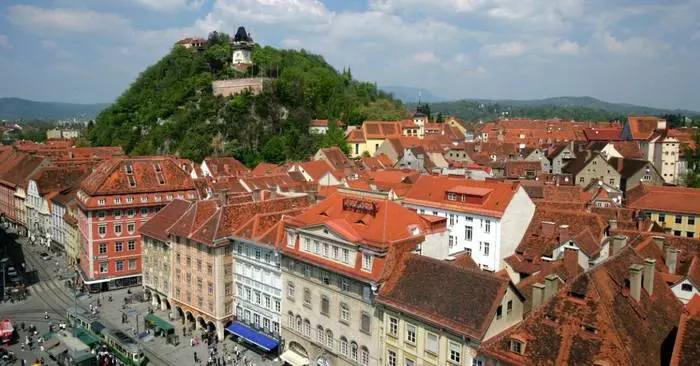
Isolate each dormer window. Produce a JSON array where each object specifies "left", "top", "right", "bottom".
[
  {"left": 97, "top": 199, "right": 106, "bottom": 206},
  {"left": 447, "top": 192, "right": 457, "bottom": 201},
  {"left": 114, "top": 197, "right": 121, "bottom": 204},
  {"left": 154, "top": 163, "right": 162, "bottom": 172},
  {"left": 128, "top": 175, "right": 136, "bottom": 187},
  {"left": 126, "top": 196, "right": 133, "bottom": 204},
  {"left": 140, "top": 196, "right": 147, "bottom": 203},
  {"left": 509, "top": 339, "right": 524, "bottom": 354},
  {"left": 125, "top": 163, "right": 134, "bottom": 174},
  {"left": 362, "top": 253, "right": 373, "bottom": 272},
  {"left": 156, "top": 173, "right": 166, "bottom": 185}
]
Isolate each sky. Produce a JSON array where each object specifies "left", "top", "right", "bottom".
[{"left": 0, "top": 0, "right": 699, "bottom": 110}]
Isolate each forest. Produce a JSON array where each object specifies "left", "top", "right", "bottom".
[{"left": 88, "top": 31, "right": 407, "bottom": 165}]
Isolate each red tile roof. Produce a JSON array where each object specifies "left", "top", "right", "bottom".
[
  {"left": 362, "top": 121, "right": 402, "bottom": 140},
  {"left": 346, "top": 129, "right": 365, "bottom": 143},
  {"left": 0, "top": 152, "right": 50, "bottom": 188},
  {"left": 671, "top": 295, "right": 700, "bottom": 366},
  {"left": 251, "top": 162, "right": 284, "bottom": 176},
  {"left": 140, "top": 199, "right": 192, "bottom": 242},
  {"left": 30, "top": 166, "right": 89, "bottom": 195},
  {"left": 378, "top": 254, "right": 513, "bottom": 340},
  {"left": 404, "top": 175, "right": 521, "bottom": 218},
  {"left": 583, "top": 127, "right": 622, "bottom": 141},
  {"left": 627, "top": 184, "right": 700, "bottom": 215},
  {"left": 203, "top": 156, "right": 249, "bottom": 177},
  {"left": 611, "top": 141, "right": 643, "bottom": 159},
  {"left": 626, "top": 116, "right": 661, "bottom": 140},
  {"left": 483, "top": 246, "right": 683, "bottom": 366},
  {"left": 504, "top": 161, "right": 542, "bottom": 179},
  {"left": 317, "top": 146, "right": 353, "bottom": 170}
]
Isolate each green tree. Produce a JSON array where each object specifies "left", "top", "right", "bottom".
[{"left": 320, "top": 120, "right": 349, "bottom": 154}]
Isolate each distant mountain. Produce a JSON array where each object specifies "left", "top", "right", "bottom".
[
  {"left": 0, "top": 97, "right": 109, "bottom": 121},
  {"left": 380, "top": 86, "right": 445, "bottom": 103},
  {"left": 462, "top": 96, "right": 699, "bottom": 116}
]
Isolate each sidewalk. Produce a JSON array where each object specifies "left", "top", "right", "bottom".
[{"left": 80, "top": 288, "right": 281, "bottom": 366}]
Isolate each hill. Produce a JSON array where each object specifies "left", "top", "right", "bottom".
[
  {"left": 0, "top": 97, "right": 108, "bottom": 121},
  {"left": 380, "top": 86, "right": 445, "bottom": 103},
  {"left": 89, "top": 31, "right": 407, "bottom": 164},
  {"left": 425, "top": 96, "right": 699, "bottom": 123}
]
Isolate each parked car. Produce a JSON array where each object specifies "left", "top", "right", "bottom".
[{"left": 39, "top": 252, "right": 51, "bottom": 261}]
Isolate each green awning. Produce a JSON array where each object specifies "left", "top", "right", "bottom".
[
  {"left": 145, "top": 313, "right": 174, "bottom": 332},
  {"left": 76, "top": 330, "right": 99, "bottom": 347}
]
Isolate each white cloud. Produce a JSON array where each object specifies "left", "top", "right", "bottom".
[
  {"left": 7, "top": 5, "right": 130, "bottom": 34},
  {"left": 0, "top": 35, "right": 10, "bottom": 50},
  {"left": 212, "top": 0, "right": 331, "bottom": 25},
  {"left": 132, "top": 0, "right": 206, "bottom": 11},
  {"left": 481, "top": 41, "right": 524, "bottom": 57},
  {"left": 594, "top": 31, "right": 667, "bottom": 57},
  {"left": 413, "top": 51, "right": 440, "bottom": 64},
  {"left": 555, "top": 40, "right": 581, "bottom": 55}
]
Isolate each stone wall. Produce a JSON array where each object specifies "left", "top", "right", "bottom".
[{"left": 212, "top": 78, "right": 270, "bottom": 97}]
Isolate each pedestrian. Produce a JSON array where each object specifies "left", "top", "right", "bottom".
[
  {"left": 40, "top": 345, "right": 44, "bottom": 353},
  {"left": 194, "top": 352, "right": 198, "bottom": 363},
  {"left": 20, "top": 343, "right": 24, "bottom": 351}
]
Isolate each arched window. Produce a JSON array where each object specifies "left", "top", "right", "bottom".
[
  {"left": 303, "top": 319, "right": 311, "bottom": 337},
  {"left": 360, "top": 346, "right": 369, "bottom": 366},
  {"left": 326, "top": 330, "right": 334, "bottom": 350},
  {"left": 287, "top": 312, "right": 294, "bottom": 328},
  {"left": 340, "top": 337, "right": 348, "bottom": 356},
  {"left": 317, "top": 325, "right": 325, "bottom": 344},
  {"left": 350, "top": 341, "right": 358, "bottom": 360},
  {"left": 295, "top": 315, "right": 302, "bottom": 333}
]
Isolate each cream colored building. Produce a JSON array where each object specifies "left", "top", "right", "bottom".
[{"left": 377, "top": 255, "right": 524, "bottom": 366}]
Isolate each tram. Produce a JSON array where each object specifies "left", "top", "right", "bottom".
[{"left": 66, "top": 309, "right": 145, "bottom": 366}]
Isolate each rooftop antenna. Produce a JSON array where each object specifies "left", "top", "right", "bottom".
[{"left": 418, "top": 91, "right": 422, "bottom": 105}]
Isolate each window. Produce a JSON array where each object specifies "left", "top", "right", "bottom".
[
  {"left": 303, "top": 238, "right": 310, "bottom": 251},
  {"left": 675, "top": 230, "right": 682, "bottom": 236},
  {"left": 465, "top": 226, "right": 473, "bottom": 241},
  {"left": 140, "top": 207, "right": 148, "bottom": 216},
  {"left": 97, "top": 211, "right": 106, "bottom": 220},
  {"left": 208, "top": 282, "right": 213, "bottom": 295},
  {"left": 265, "top": 295, "right": 271, "bottom": 309},
  {"left": 304, "top": 265, "right": 312, "bottom": 277},
  {"left": 341, "top": 278, "right": 350, "bottom": 292},
  {"left": 326, "top": 330, "right": 334, "bottom": 349},
  {"left": 303, "top": 320, "right": 311, "bottom": 337},
  {"left": 387, "top": 350, "right": 397, "bottom": 366},
  {"left": 323, "top": 243, "right": 329, "bottom": 257},
  {"left": 114, "top": 224, "right": 122, "bottom": 235},
  {"left": 361, "top": 312, "right": 371, "bottom": 333},
  {"left": 688, "top": 232, "right": 695, "bottom": 238},
  {"left": 472, "top": 358, "right": 484, "bottom": 366},
  {"left": 426, "top": 332, "right": 438, "bottom": 354},
  {"left": 127, "top": 222, "right": 135, "bottom": 234},
  {"left": 659, "top": 213, "right": 666, "bottom": 222},
  {"left": 321, "top": 296, "right": 329, "bottom": 315},
  {"left": 127, "top": 209, "right": 135, "bottom": 218},
  {"left": 114, "top": 209, "right": 122, "bottom": 218},
  {"left": 507, "top": 300, "right": 513, "bottom": 314},
  {"left": 128, "top": 259, "right": 136, "bottom": 270},
  {"left": 449, "top": 214, "right": 455, "bottom": 226},
  {"left": 388, "top": 317, "right": 398, "bottom": 337},
  {"left": 115, "top": 242, "right": 123, "bottom": 252},
  {"left": 682, "top": 283, "right": 693, "bottom": 292},
  {"left": 99, "top": 243, "right": 107, "bottom": 254},
  {"left": 362, "top": 253, "right": 373, "bottom": 271},
  {"left": 360, "top": 347, "right": 369, "bottom": 366},
  {"left": 287, "top": 282, "right": 295, "bottom": 299},
  {"left": 128, "top": 240, "right": 136, "bottom": 251},
  {"left": 303, "top": 288, "right": 311, "bottom": 307},
  {"left": 340, "top": 303, "right": 350, "bottom": 322},
  {"left": 275, "top": 300, "right": 281, "bottom": 313},
  {"left": 317, "top": 326, "right": 324, "bottom": 344},
  {"left": 115, "top": 260, "right": 124, "bottom": 272},
  {"left": 332, "top": 246, "right": 339, "bottom": 260},
  {"left": 449, "top": 235, "right": 455, "bottom": 249},
  {"left": 448, "top": 192, "right": 457, "bottom": 201},
  {"left": 340, "top": 337, "right": 348, "bottom": 356},
  {"left": 509, "top": 339, "right": 524, "bottom": 354},
  {"left": 689, "top": 216, "right": 696, "bottom": 225},
  {"left": 496, "top": 305, "right": 503, "bottom": 319},
  {"left": 321, "top": 271, "right": 331, "bottom": 285},
  {"left": 98, "top": 225, "right": 106, "bottom": 236},
  {"left": 99, "top": 262, "right": 108, "bottom": 273},
  {"left": 485, "top": 220, "right": 491, "bottom": 233},
  {"left": 449, "top": 342, "right": 461, "bottom": 363},
  {"left": 314, "top": 240, "right": 320, "bottom": 254},
  {"left": 350, "top": 342, "right": 358, "bottom": 360},
  {"left": 406, "top": 359, "right": 415, "bottom": 366},
  {"left": 98, "top": 199, "right": 106, "bottom": 206},
  {"left": 342, "top": 248, "right": 350, "bottom": 263},
  {"left": 406, "top": 323, "right": 416, "bottom": 344},
  {"left": 484, "top": 242, "right": 490, "bottom": 256},
  {"left": 114, "top": 197, "right": 121, "bottom": 204}
]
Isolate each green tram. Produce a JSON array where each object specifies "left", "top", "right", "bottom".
[{"left": 66, "top": 309, "right": 146, "bottom": 366}]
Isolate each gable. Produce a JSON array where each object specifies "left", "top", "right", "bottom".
[{"left": 302, "top": 224, "right": 351, "bottom": 244}]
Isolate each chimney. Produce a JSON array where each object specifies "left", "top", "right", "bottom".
[
  {"left": 608, "top": 219, "right": 618, "bottom": 231},
  {"left": 544, "top": 274, "right": 559, "bottom": 301},
  {"left": 611, "top": 235, "right": 627, "bottom": 256},
  {"left": 532, "top": 283, "right": 546, "bottom": 310},
  {"left": 665, "top": 246, "right": 679, "bottom": 274},
  {"left": 558, "top": 225, "right": 570, "bottom": 243},
  {"left": 564, "top": 245, "right": 579, "bottom": 276},
  {"left": 542, "top": 221, "right": 556, "bottom": 236},
  {"left": 652, "top": 236, "right": 665, "bottom": 251},
  {"left": 629, "top": 263, "right": 643, "bottom": 301},
  {"left": 643, "top": 258, "right": 655, "bottom": 296},
  {"left": 657, "top": 119, "right": 667, "bottom": 130}
]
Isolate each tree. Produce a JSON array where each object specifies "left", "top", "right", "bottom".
[
  {"left": 320, "top": 120, "right": 349, "bottom": 154},
  {"left": 436, "top": 112, "right": 444, "bottom": 123}
]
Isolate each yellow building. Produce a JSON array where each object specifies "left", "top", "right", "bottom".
[
  {"left": 346, "top": 121, "right": 403, "bottom": 158},
  {"left": 627, "top": 184, "right": 700, "bottom": 238},
  {"left": 377, "top": 255, "right": 524, "bottom": 366}
]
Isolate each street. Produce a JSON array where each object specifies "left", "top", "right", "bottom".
[{"left": 0, "top": 228, "right": 282, "bottom": 366}]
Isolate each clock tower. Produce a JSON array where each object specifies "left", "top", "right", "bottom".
[{"left": 232, "top": 26, "right": 254, "bottom": 66}]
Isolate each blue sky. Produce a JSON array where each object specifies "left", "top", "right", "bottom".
[{"left": 0, "top": 0, "right": 699, "bottom": 110}]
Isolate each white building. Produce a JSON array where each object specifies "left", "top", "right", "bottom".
[
  {"left": 403, "top": 175, "right": 535, "bottom": 271},
  {"left": 621, "top": 116, "right": 680, "bottom": 184}
]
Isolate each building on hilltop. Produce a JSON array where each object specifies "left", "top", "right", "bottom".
[
  {"left": 176, "top": 37, "right": 206, "bottom": 49},
  {"left": 232, "top": 26, "right": 254, "bottom": 67}
]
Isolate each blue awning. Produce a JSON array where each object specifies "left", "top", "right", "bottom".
[{"left": 225, "top": 322, "right": 279, "bottom": 351}]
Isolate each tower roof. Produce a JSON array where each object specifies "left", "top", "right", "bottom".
[{"left": 233, "top": 26, "right": 253, "bottom": 43}]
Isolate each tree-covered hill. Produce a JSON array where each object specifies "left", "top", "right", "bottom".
[{"left": 89, "top": 31, "right": 407, "bottom": 165}]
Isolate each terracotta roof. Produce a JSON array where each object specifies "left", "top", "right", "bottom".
[
  {"left": 140, "top": 199, "right": 192, "bottom": 242},
  {"left": 362, "top": 121, "right": 402, "bottom": 140},
  {"left": 483, "top": 246, "right": 683, "bottom": 365},
  {"left": 688, "top": 256, "right": 700, "bottom": 288},
  {"left": 671, "top": 295, "right": 700, "bottom": 366},
  {"left": 563, "top": 152, "right": 608, "bottom": 176},
  {"left": 317, "top": 146, "right": 353, "bottom": 170},
  {"left": 626, "top": 116, "right": 661, "bottom": 140},
  {"left": 297, "top": 160, "right": 335, "bottom": 182},
  {"left": 251, "top": 162, "right": 284, "bottom": 176},
  {"left": 583, "top": 127, "right": 622, "bottom": 141},
  {"left": 346, "top": 129, "right": 365, "bottom": 143},
  {"left": 404, "top": 175, "right": 521, "bottom": 218},
  {"left": 286, "top": 192, "right": 444, "bottom": 250},
  {"left": 611, "top": 141, "right": 643, "bottom": 159},
  {"left": 607, "top": 157, "right": 657, "bottom": 180},
  {"left": 203, "top": 156, "right": 249, "bottom": 177},
  {"left": 0, "top": 152, "right": 49, "bottom": 187},
  {"left": 627, "top": 184, "right": 700, "bottom": 215},
  {"left": 30, "top": 166, "right": 89, "bottom": 195},
  {"left": 80, "top": 156, "right": 195, "bottom": 195},
  {"left": 378, "top": 254, "right": 512, "bottom": 340},
  {"left": 504, "top": 161, "right": 542, "bottom": 179}
]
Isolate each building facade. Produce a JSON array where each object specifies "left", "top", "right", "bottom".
[
  {"left": 75, "top": 157, "right": 197, "bottom": 291},
  {"left": 627, "top": 184, "right": 700, "bottom": 238},
  {"left": 402, "top": 176, "right": 536, "bottom": 271}
]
